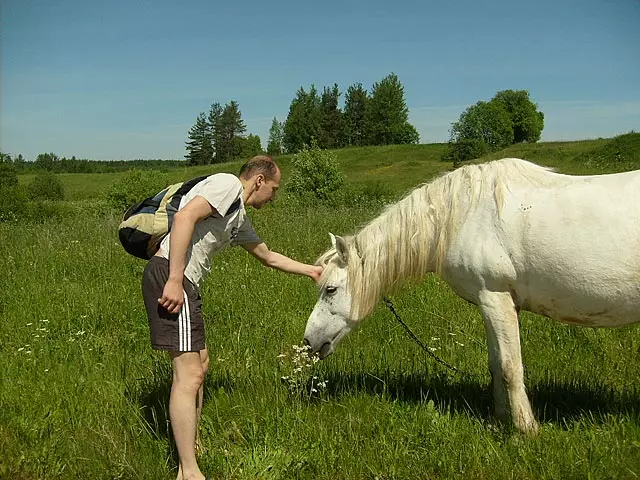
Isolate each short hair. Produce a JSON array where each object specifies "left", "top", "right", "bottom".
[{"left": 238, "top": 155, "right": 279, "bottom": 181}]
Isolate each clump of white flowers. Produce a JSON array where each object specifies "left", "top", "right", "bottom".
[{"left": 277, "top": 344, "right": 328, "bottom": 399}]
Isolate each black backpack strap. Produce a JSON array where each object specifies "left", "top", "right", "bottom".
[{"left": 224, "top": 198, "right": 241, "bottom": 217}]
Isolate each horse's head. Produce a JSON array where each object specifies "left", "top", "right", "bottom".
[{"left": 304, "top": 233, "right": 358, "bottom": 359}]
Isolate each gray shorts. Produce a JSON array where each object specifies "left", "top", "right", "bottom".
[{"left": 142, "top": 256, "right": 205, "bottom": 352}]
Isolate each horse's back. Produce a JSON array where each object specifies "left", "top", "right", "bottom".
[
  {"left": 509, "top": 167, "right": 640, "bottom": 326},
  {"left": 449, "top": 161, "right": 640, "bottom": 327}
]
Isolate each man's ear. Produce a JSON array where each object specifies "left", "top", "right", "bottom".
[{"left": 329, "top": 232, "right": 349, "bottom": 264}]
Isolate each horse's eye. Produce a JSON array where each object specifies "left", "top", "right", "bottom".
[{"left": 325, "top": 286, "right": 338, "bottom": 295}]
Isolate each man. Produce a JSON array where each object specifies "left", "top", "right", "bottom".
[{"left": 142, "top": 155, "right": 322, "bottom": 480}]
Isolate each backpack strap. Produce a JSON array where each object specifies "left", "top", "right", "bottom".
[{"left": 224, "top": 197, "right": 241, "bottom": 217}]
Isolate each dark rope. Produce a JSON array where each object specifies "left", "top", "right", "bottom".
[{"left": 383, "top": 296, "right": 460, "bottom": 374}]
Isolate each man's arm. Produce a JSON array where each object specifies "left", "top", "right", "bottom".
[
  {"left": 242, "top": 242, "right": 323, "bottom": 282},
  {"left": 159, "top": 196, "right": 217, "bottom": 313}
]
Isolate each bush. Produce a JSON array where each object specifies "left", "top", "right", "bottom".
[
  {"left": 574, "top": 132, "right": 640, "bottom": 172},
  {"left": 286, "top": 143, "right": 345, "bottom": 202},
  {"left": 28, "top": 171, "right": 64, "bottom": 200},
  {"left": 0, "top": 184, "right": 27, "bottom": 223},
  {"left": 442, "top": 138, "right": 490, "bottom": 167},
  {"left": 106, "top": 169, "right": 169, "bottom": 212},
  {"left": 0, "top": 162, "right": 18, "bottom": 190}
]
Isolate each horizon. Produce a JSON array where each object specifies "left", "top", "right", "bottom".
[{"left": 2, "top": 0, "right": 639, "bottom": 161}]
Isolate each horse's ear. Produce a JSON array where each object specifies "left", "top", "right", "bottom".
[
  {"left": 329, "top": 233, "right": 349, "bottom": 265},
  {"left": 329, "top": 232, "right": 337, "bottom": 249}
]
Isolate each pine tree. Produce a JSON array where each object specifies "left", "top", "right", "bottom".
[
  {"left": 366, "top": 73, "right": 418, "bottom": 145},
  {"left": 319, "top": 84, "right": 343, "bottom": 149},
  {"left": 239, "top": 134, "right": 263, "bottom": 159},
  {"left": 267, "top": 117, "right": 284, "bottom": 155},
  {"left": 207, "top": 102, "right": 223, "bottom": 162},
  {"left": 283, "top": 86, "right": 321, "bottom": 153},
  {"left": 343, "top": 83, "right": 369, "bottom": 147},
  {"left": 215, "top": 101, "right": 247, "bottom": 163},
  {"left": 185, "top": 112, "right": 213, "bottom": 165}
]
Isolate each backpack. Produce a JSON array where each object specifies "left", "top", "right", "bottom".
[{"left": 118, "top": 175, "right": 211, "bottom": 259}]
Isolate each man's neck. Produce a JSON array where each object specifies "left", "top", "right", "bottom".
[{"left": 240, "top": 177, "right": 255, "bottom": 205}]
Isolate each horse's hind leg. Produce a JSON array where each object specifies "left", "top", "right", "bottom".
[{"left": 479, "top": 290, "right": 538, "bottom": 434}]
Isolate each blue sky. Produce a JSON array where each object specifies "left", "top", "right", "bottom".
[{"left": 1, "top": 0, "right": 639, "bottom": 161}]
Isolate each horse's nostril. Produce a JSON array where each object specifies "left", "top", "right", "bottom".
[{"left": 303, "top": 338, "right": 310, "bottom": 346}]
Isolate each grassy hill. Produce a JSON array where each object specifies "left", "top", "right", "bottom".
[
  {"left": 3, "top": 132, "right": 640, "bottom": 479},
  {"left": 16, "top": 132, "right": 640, "bottom": 203}
]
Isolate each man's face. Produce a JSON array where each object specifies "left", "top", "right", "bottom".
[{"left": 253, "top": 170, "right": 280, "bottom": 209}]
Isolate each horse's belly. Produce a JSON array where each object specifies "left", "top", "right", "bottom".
[
  {"left": 520, "top": 282, "right": 640, "bottom": 327},
  {"left": 506, "top": 187, "right": 640, "bottom": 328}
]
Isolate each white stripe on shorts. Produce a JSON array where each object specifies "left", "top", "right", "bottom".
[{"left": 178, "top": 291, "right": 191, "bottom": 351}]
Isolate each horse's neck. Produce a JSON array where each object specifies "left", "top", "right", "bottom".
[{"left": 356, "top": 188, "right": 440, "bottom": 278}]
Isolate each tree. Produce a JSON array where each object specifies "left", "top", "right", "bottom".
[
  {"left": 318, "top": 84, "right": 343, "bottom": 149},
  {"left": 283, "top": 86, "right": 322, "bottom": 153},
  {"left": 239, "top": 134, "right": 263, "bottom": 159},
  {"left": 491, "top": 90, "right": 544, "bottom": 143},
  {"left": 445, "top": 101, "right": 514, "bottom": 165},
  {"left": 207, "top": 102, "right": 223, "bottom": 161},
  {"left": 267, "top": 117, "right": 284, "bottom": 156},
  {"left": 215, "top": 101, "right": 247, "bottom": 163},
  {"left": 343, "top": 83, "right": 369, "bottom": 147},
  {"left": 366, "top": 73, "right": 417, "bottom": 145},
  {"left": 185, "top": 112, "right": 213, "bottom": 166},
  {"left": 14, "top": 154, "right": 26, "bottom": 170},
  {"left": 34, "top": 152, "right": 60, "bottom": 171}
]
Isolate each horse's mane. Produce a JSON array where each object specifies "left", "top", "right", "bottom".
[{"left": 318, "top": 158, "right": 563, "bottom": 319}]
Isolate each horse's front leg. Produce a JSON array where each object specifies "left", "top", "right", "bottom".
[{"left": 479, "top": 290, "right": 538, "bottom": 434}]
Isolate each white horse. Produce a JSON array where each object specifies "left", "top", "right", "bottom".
[{"left": 304, "top": 158, "right": 640, "bottom": 433}]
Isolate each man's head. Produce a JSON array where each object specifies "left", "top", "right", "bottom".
[{"left": 239, "top": 155, "right": 281, "bottom": 209}]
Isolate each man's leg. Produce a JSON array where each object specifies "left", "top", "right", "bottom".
[
  {"left": 195, "top": 348, "right": 210, "bottom": 453},
  {"left": 170, "top": 351, "right": 206, "bottom": 480}
]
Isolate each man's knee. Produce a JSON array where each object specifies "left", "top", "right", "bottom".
[
  {"left": 172, "top": 352, "right": 206, "bottom": 392},
  {"left": 200, "top": 349, "right": 210, "bottom": 375}
]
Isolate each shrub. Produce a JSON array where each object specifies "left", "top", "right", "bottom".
[
  {"left": 0, "top": 162, "right": 18, "bottom": 190},
  {"left": 28, "top": 171, "right": 64, "bottom": 201},
  {"left": 442, "top": 138, "right": 491, "bottom": 167},
  {"left": 574, "top": 132, "right": 640, "bottom": 172},
  {"left": 21, "top": 200, "right": 76, "bottom": 223},
  {"left": 106, "top": 169, "right": 169, "bottom": 212},
  {"left": 0, "top": 184, "right": 27, "bottom": 222},
  {"left": 286, "top": 143, "right": 344, "bottom": 202}
]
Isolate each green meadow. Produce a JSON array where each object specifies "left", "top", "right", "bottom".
[{"left": 2, "top": 137, "right": 640, "bottom": 479}]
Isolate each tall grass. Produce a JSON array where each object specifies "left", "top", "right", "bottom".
[{"left": 2, "top": 139, "right": 639, "bottom": 479}]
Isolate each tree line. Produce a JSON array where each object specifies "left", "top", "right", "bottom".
[
  {"left": 185, "top": 73, "right": 420, "bottom": 164},
  {"left": 3, "top": 84, "right": 545, "bottom": 170},
  {"left": 0, "top": 152, "right": 183, "bottom": 173},
  {"left": 273, "top": 73, "right": 419, "bottom": 155},
  {"left": 184, "top": 101, "right": 264, "bottom": 166}
]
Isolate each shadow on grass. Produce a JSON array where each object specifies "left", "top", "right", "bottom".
[
  {"left": 322, "top": 370, "right": 493, "bottom": 420},
  {"left": 126, "top": 363, "right": 237, "bottom": 460},
  {"left": 530, "top": 379, "right": 640, "bottom": 425},
  {"left": 320, "top": 369, "right": 640, "bottom": 427}
]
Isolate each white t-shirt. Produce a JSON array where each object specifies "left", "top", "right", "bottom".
[{"left": 158, "top": 173, "right": 261, "bottom": 287}]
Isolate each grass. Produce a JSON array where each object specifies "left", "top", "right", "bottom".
[{"left": 2, "top": 137, "right": 640, "bottom": 479}]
